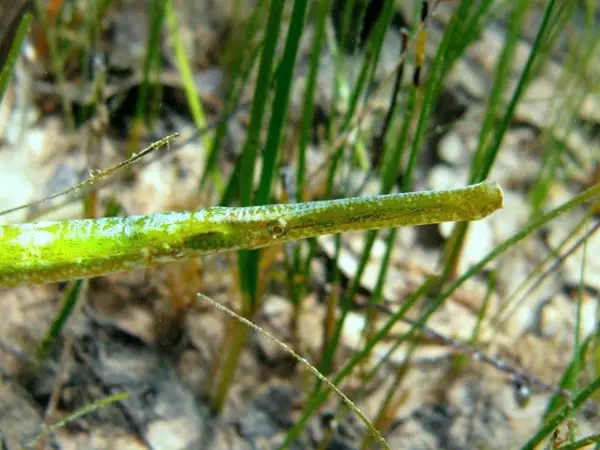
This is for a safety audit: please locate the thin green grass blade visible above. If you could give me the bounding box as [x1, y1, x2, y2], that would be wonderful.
[542, 336, 590, 421]
[36, 279, 84, 359]
[0, 0, 29, 68]
[255, 0, 308, 206]
[470, 0, 529, 181]
[295, 0, 331, 204]
[236, 1, 284, 208]
[290, 0, 332, 308]
[442, 0, 565, 284]
[236, 5, 308, 403]
[338, 0, 394, 134]
[234, 0, 285, 321]
[24, 391, 128, 447]
[324, 0, 395, 192]
[318, 0, 490, 382]
[498, 210, 599, 323]
[340, 0, 396, 176]
[238, 0, 305, 316]
[165, 1, 212, 152]
[0, 12, 32, 105]
[201, 1, 266, 190]
[554, 434, 600, 450]
[239, 0, 305, 308]
[403, 7, 454, 191]
[520, 376, 600, 450]
[33, 0, 75, 129]
[543, 237, 592, 420]
[328, 0, 351, 132]
[353, 77, 418, 353]
[453, 271, 495, 373]
[529, 2, 594, 215]
[473, 0, 561, 182]
[133, 0, 166, 129]
[356, 81, 419, 303]
[363, 0, 396, 96]
[317, 0, 408, 379]
[406, 0, 493, 190]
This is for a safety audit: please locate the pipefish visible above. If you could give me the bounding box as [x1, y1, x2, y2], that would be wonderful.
[0, 181, 503, 288]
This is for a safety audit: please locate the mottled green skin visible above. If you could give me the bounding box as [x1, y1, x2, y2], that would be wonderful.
[0, 181, 502, 287]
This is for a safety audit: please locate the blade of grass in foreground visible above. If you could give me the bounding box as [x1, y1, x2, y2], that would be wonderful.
[0, 181, 502, 288]
[0, 11, 32, 105]
[24, 392, 129, 447]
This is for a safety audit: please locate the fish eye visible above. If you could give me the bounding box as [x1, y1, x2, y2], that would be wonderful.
[513, 378, 532, 408]
[266, 219, 287, 238]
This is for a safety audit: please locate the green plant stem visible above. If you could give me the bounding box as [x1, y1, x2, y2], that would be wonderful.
[0, 12, 32, 104]
[36, 279, 84, 359]
[211, 316, 253, 412]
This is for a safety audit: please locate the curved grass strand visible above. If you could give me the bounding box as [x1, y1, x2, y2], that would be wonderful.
[24, 391, 128, 447]
[197, 292, 391, 450]
[0, 133, 179, 218]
